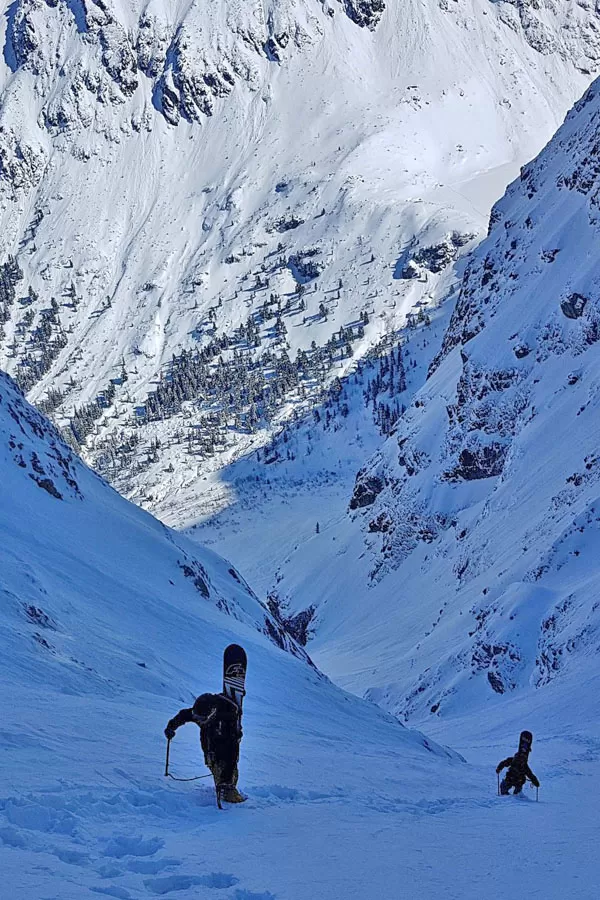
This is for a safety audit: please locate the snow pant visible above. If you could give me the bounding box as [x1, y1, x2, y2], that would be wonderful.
[201, 733, 240, 788]
[500, 774, 525, 795]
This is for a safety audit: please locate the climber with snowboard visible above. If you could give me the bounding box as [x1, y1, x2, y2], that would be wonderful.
[496, 730, 540, 795]
[164, 644, 247, 806]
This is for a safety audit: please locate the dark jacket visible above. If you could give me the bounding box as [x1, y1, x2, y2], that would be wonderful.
[497, 752, 539, 787]
[167, 692, 242, 753]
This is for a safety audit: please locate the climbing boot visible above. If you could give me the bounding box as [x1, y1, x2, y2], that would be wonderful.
[220, 784, 246, 803]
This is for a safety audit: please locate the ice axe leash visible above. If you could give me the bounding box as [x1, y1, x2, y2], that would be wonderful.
[163, 738, 212, 783]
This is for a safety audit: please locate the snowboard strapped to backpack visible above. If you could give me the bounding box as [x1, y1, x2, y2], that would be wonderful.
[518, 730, 533, 755]
[223, 643, 247, 711]
[509, 730, 533, 783]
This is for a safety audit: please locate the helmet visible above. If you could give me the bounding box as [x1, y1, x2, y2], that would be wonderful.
[192, 693, 217, 723]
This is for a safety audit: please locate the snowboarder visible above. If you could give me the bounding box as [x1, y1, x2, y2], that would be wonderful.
[164, 692, 245, 804]
[496, 730, 540, 795]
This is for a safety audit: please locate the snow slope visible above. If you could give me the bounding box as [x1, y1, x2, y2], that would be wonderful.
[163, 75, 600, 900]
[3, 367, 600, 900]
[239, 75, 600, 733]
[186, 279, 454, 603]
[1, 0, 599, 523]
[0, 368, 472, 898]
[0, 367, 312, 664]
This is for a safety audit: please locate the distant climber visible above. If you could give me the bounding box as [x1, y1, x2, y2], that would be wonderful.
[496, 730, 540, 795]
[165, 645, 248, 806]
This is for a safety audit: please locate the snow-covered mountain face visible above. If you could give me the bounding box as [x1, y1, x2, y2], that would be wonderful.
[0, 367, 314, 678]
[1, 0, 599, 524]
[2, 0, 600, 730]
[258, 75, 600, 726]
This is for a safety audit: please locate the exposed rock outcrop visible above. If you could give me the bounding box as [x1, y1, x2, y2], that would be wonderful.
[342, 0, 386, 29]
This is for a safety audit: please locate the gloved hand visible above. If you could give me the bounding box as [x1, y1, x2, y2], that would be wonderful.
[164, 724, 176, 740]
[531, 776, 540, 788]
[495, 765, 502, 774]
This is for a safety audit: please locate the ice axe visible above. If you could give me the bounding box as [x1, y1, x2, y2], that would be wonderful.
[163, 737, 212, 785]
[164, 737, 171, 777]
